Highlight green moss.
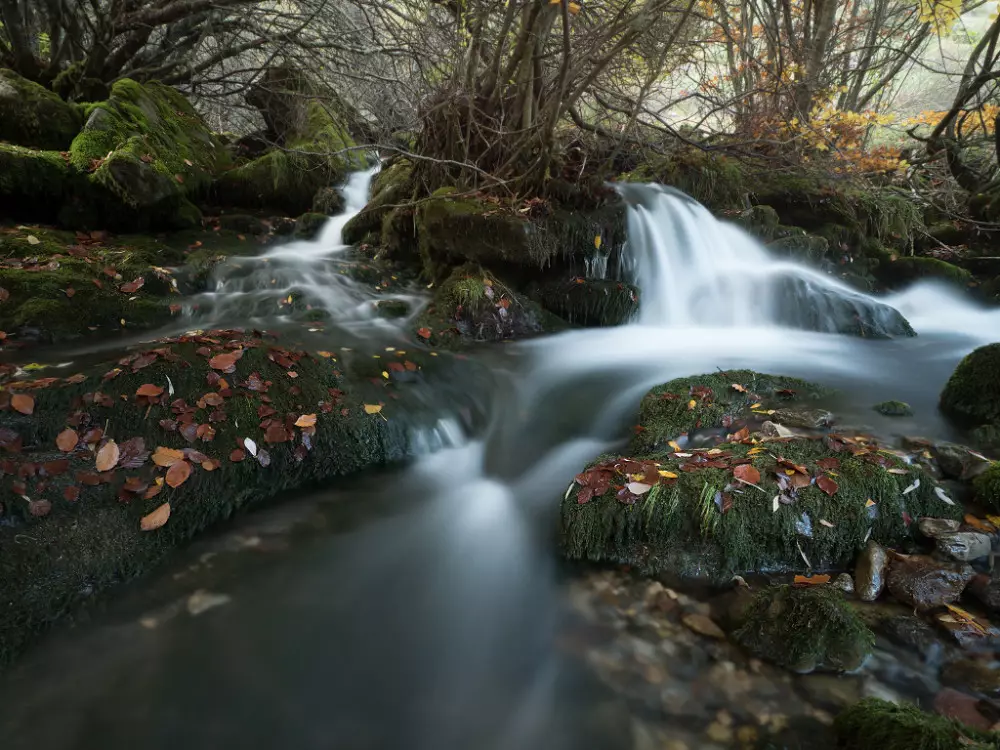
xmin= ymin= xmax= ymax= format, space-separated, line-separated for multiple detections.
xmin=294 ymin=212 xmax=327 ymax=239
xmin=736 ymin=205 xmax=781 ymax=240
xmin=622 ymin=149 xmax=748 ymax=210
xmin=0 ymin=144 xmax=75 ymax=221
xmin=874 ymin=400 xmax=913 ymax=417
xmin=767 ymin=232 xmax=830 ymax=263
xmin=974 ymin=463 xmax=1000 ymax=512
xmin=940 ymin=344 xmax=1000 ymax=426
xmin=631 ymin=371 xmax=827 ymax=454
xmin=882 ymin=257 xmax=973 ymax=288
xmin=0 ymin=68 xmax=83 ymax=150
xmin=342 ymin=160 xmax=414 ymax=246
xmin=734 ymin=585 xmax=874 ymax=672
xmin=835 ymin=698 xmax=1000 ymax=750
xmin=526 ymin=278 xmax=639 ymax=327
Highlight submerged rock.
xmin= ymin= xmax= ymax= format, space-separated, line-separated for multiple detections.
xmin=874 ymin=401 xmax=913 ymax=417
xmin=855 ymin=540 xmax=890 ymax=602
xmin=878 ymin=614 xmax=947 ymax=663
xmin=941 ymin=659 xmax=1000 ymax=696
xmin=886 ymin=555 xmax=975 ymax=610
xmin=933 ymin=532 xmax=993 ymax=562
xmin=966 ymin=573 xmax=1000 ymax=614
xmin=733 ymin=585 xmax=873 ymax=673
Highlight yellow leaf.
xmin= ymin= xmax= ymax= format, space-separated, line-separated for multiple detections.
xmin=568 ymin=1 xmax=580 ymax=13
xmin=382 ymin=371 xmax=389 ymax=378
xmin=26 ymin=235 xmax=40 ymax=245
xmin=668 ymin=440 xmax=681 ymax=451
xmin=317 ymin=351 xmax=334 ymax=358
xmin=594 ymin=235 xmax=602 ymax=249
xmin=865 ymin=498 xmax=876 ymax=507
xmin=295 ymin=413 xmax=317 ymax=428
xmin=731 ymin=383 xmax=747 ymax=393
xmin=658 ymin=470 xmax=678 ymax=479
xmin=141 ymin=503 xmax=171 ymax=531
xmin=687 ymin=399 xmax=696 ymax=410
xmin=747 ymin=447 xmax=764 ymax=455
xmin=364 ymin=404 xmax=383 ymax=415
xmin=988 ymin=514 xmax=1000 ymax=527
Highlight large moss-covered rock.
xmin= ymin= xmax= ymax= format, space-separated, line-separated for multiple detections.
xmin=0 ymin=144 xmax=76 ymax=220
xmin=940 ymin=344 xmax=1000 ymax=427
xmin=733 ymin=585 xmax=874 ymax=672
xmin=0 ymin=68 xmax=83 ymax=150
xmin=835 ymin=698 xmax=1000 ymax=750
xmin=0 ymin=328 xmax=482 ymax=666
xmin=67 ymin=79 xmax=227 ymax=229
xmin=213 ymin=68 xmax=363 ymax=216
xmin=881 ymin=256 xmax=973 ymax=288
xmin=342 ymin=158 xmax=414 ymax=246
xmin=525 ymin=278 xmax=639 ymax=327
xmin=560 ymin=372 xmax=962 ymax=577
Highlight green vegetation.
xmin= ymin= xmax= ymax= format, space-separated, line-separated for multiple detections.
xmin=874 ymin=400 xmax=913 ymax=417
xmin=734 ymin=585 xmax=874 ymax=672
xmin=882 ymin=257 xmax=973 ymax=288
xmin=0 ymin=144 xmax=75 ymax=219
xmin=0 ymin=68 xmax=83 ymax=150
xmin=974 ymin=463 xmax=1000 ymax=512
xmin=940 ymin=344 xmax=1000 ymax=427
xmin=526 ymin=278 xmax=639 ymax=327
xmin=835 ymin=699 xmax=1000 ymax=750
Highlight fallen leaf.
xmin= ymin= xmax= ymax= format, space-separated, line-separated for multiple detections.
xmin=731 ymin=383 xmax=747 ymax=393
xmin=136 ymin=383 xmax=164 ymax=397
xmin=935 ymin=486 xmax=955 ymax=505
xmin=26 ymin=235 xmax=40 ymax=245
xmin=56 ymin=428 xmax=79 ymax=452
xmin=120 ymin=277 xmax=145 ymax=294
xmin=64 ymin=485 xmax=80 ymax=502
xmin=658 ymin=470 xmax=678 ymax=479
xmin=209 ymin=352 xmax=238 ymax=371
xmin=364 ymin=404 xmax=383 ymax=415
xmin=95 ymin=440 xmax=120 ymax=471
xmin=141 ymin=503 xmax=171 ymax=531
xmin=816 ymin=475 xmax=839 ymax=496
xmin=793 ymin=574 xmax=831 ymax=586
xmin=295 ymin=414 xmax=317 ymax=428
xmin=165 ymin=460 xmax=192 ymax=488
xmin=243 ymin=437 xmax=257 ymax=456
xmin=733 ymin=464 xmax=760 ymax=485
xmin=902 ymin=478 xmax=921 ymax=495
xmin=627 ymin=482 xmax=652 ymax=495
xmin=230 ymin=448 xmax=245 ymax=462
xmin=29 ymin=499 xmax=52 ymax=517
xmin=152 ymin=446 xmax=186 ymax=467
xmin=11 ymin=393 xmax=34 ymax=415
xmin=417 ymin=327 xmax=432 ymax=340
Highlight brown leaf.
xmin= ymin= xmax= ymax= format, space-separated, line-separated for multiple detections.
xmin=229 ymin=448 xmax=245 ymax=462
xmin=136 ymin=383 xmax=164 ymax=397
xmin=120 ymin=277 xmax=145 ymax=294
xmin=11 ymin=393 xmax=34 ymax=415
xmin=0 ymin=287 xmax=9 ymax=302
xmin=118 ymin=437 xmax=149 ymax=468
xmin=141 ymin=502 xmax=171 ymax=531
xmin=152 ymin=446 xmax=186 ymax=467
xmin=295 ymin=414 xmax=317 ymax=428
xmin=64 ymin=485 xmax=80 ymax=502
xmin=816 ymin=475 xmax=839 ymax=496
xmin=202 ymin=458 xmax=221 ymax=471
xmin=165 ymin=460 xmax=192 ymax=488
xmin=95 ymin=440 xmax=120 ymax=471
xmin=264 ymin=422 xmax=290 ymax=444
xmin=816 ymin=457 xmax=840 ymax=470
xmin=29 ymin=499 xmax=52 ymax=517
xmin=209 ymin=352 xmax=238 ymax=371
xmin=144 ymin=481 xmax=163 ymax=500
xmin=202 ymin=392 xmax=224 ymax=406
xmin=733 ymin=464 xmax=760 ymax=485
xmin=65 ymin=287 xmax=76 ymax=298
xmin=196 ymin=424 xmax=216 ymax=442
xmin=56 ymin=428 xmax=79 ymax=452
xmin=793 ymin=574 xmax=831 ymax=586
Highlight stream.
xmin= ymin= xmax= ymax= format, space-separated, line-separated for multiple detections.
xmin=1 ymin=174 xmax=999 ymax=749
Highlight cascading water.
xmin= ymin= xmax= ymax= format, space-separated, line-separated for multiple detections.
xmin=179 ymin=166 xmax=423 ymax=337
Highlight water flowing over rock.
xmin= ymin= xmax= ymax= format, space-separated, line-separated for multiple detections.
xmin=886 ymin=555 xmax=975 ymax=610
xmin=854 ymin=540 xmax=890 ymax=602
xmin=616 ymin=183 xmax=916 ymax=337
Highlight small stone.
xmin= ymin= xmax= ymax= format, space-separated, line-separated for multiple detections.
xmin=878 ymin=614 xmax=947 ymax=663
xmin=854 ymin=540 xmax=889 ymax=602
xmin=873 ymin=400 xmax=913 ymax=417
xmin=918 ymin=517 xmax=962 ymax=538
xmin=772 ymin=408 xmax=834 ymax=429
xmin=934 ymin=531 xmax=993 ymax=562
xmin=800 ymin=673 xmax=864 ymax=709
xmin=933 ymin=442 xmax=991 ymax=481
xmin=705 ymin=722 xmax=733 ymax=743
xmin=833 ymin=573 xmax=855 ymax=594
xmin=933 ymin=687 xmax=993 ymax=730
xmin=886 ymin=555 xmax=975 ymax=610
xmin=681 ymin=612 xmax=727 ymax=640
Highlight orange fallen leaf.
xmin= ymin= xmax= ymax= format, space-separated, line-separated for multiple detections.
xmin=56 ymin=428 xmax=79 ymax=452
xmin=152 ymin=446 xmax=186 ymax=467
xmin=295 ymin=414 xmax=317 ymax=428
xmin=141 ymin=502 xmax=171 ymax=531
xmin=363 ymin=404 xmax=383 ymax=415
xmin=816 ymin=475 xmax=839 ymax=496
xmin=731 ymin=383 xmax=747 ymax=393
xmin=733 ymin=464 xmax=760 ymax=485
xmin=11 ymin=393 xmax=34 ymax=415
xmin=136 ymin=383 xmax=164 ymax=397
xmin=165 ymin=460 xmax=192 ymax=488
xmin=95 ymin=440 xmax=120 ymax=471
xmin=417 ymin=327 xmax=432 ymax=340
xmin=793 ymin=574 xmax=831 ymax=586
xmin=209 ymin=352 xmax=238 ymax=371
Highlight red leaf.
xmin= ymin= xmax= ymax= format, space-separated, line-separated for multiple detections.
xmin=229 ymin=449 xmax=245 ymax=462
xmin=417 ymin=327 xmax=432 ymax=340
xmin=733 ymin=464 xmax=760 ymax=485
xmin=816 ymin=475 xmax=839 ymax=496
xmin=136 ymin=383 xmax=164 ymax=397
xmin=119 ymin=277 xmax=145 ymax=294
xmin=64 ymin=485 xmax=81 ymax=502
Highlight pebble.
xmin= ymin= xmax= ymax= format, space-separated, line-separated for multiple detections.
xmin=704 ymin=721 xmax=733 ymax=743
xmin=854 ymin=540 xmax=889 ymax=601
xmin=833 ymin=573 xmax=855 ymax=594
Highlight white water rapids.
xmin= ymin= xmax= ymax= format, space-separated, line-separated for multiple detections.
xmin=4 ymin=173 xmax=1000 ymax=750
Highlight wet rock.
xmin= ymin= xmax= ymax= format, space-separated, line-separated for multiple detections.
xmin=218 ymin=213 xmax=268 ymax=235
xmin=854 ymin=540 xmax=890 ymax=602
xmin=878 ymin=614 xmax=947 ymax=663
xmin=933 ymin=442 xmax=991 ymax=481
xmin=312 ymin=185 xmax=345 ymax=215
xmin=886 ymin=555 xmax=974 ymax=610
xmin=681 ymin=613 xmax=727 ymax=640
xmin=800 ymin=674 xmax=865 ymax=709
xmin=933 ymin=687 xmax=993 ymax=730
xmin=917 ymin=517 xmax=962 ymax=538
xmin=836 ymin=697 xmax=994 ymax=748
xmin=933 ymin=610 xmax=1000 ymax=651
xmin=293 ymin=211 xmax=327 ymax=240
xmin=733 ymin=585 xmax=873 ymax=673
xmin=833 ymin=573 xmax=855 ymax=594
xmin=771 ymin=408 xmax=835 ymax=430
xmin=941 ymin=659 xmax=1000 ymax=696
xmin=940 ymin=344 xmax=1000 ymax=428
xmin=934 ymin=532 xmax=993 ymax=562
xmin=967 ymin=573 xmax=1000 ymax=613
xmin=874 ymin=401 xmax=913 ymax=417
xmin=760 ymin=420 xmax=796 ymax=438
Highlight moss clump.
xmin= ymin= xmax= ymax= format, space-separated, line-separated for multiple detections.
xmin=526 ymin=278 xmax=638 ymax=327
xmin=767 ymin=232 xmax=830 ymax=263
xmin=940 ymin=344 xmax=1000 ymax=427
xmin=632 ymin=370 xmax=827 ymax=454
xmin=67 ymin=79 xmax=228 ymax=229
xmin=0 ymin=68 xmax=83 ymax=150
xmin=0 ymin=144 xmax=75 ymax=221
xmin=834 ymin=698 xmax=1000 ymax=750
xmin=874 ymin=400 xmax=913 ymax=417
xmin=342 ymin=158 xmax=415 ymax=246
xmin=974 ymin=463 xmax=1000 ymax=512
xmin=621 ymin=148 xmax=748 ymax=210
xmin=882 ymin=257 xmax=973 ymax=288
xmin=734 ymin=585 xmax=873 ymax=672
xmin=294 ymin=212 xmax=327 ymax=239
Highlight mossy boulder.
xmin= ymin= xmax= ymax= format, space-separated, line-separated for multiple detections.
xmin=974 ymin=463 xmax=1000 ymax=512
xmin=0 ymin=328 xmax=481 ymax=666
xmin=293 ymin=212 xmax=327 ymax=240
xmin=940 ymin=344 xmax=1000 ymax=427
xmin=767 ymin=232 xmax=830 ymax=263
xmin=875 ymin=400 xmax=914 ymax=417
xmin=733 ymin=585 xmax=874 ymax=672
xmin=0 ymin=144 xmax=76 ymax=221
xmin=620 ymin=148 xmax=749 ymax=210
xmin=881 ymin=257 xmax=973 ymax=288
xmin=312 ymin=186 xmax=345 ymax=215
xmin=0 ymin=68 xmax=83 ymax=150
xmin=342 ymin=158 xmax=415 ymax=246
xmin=525 ymin=278 xmax=639 ymax=327
xmin=560 ymin=372 xmax=962 ymax=577
xmin=67 ymin=79 xmax=227 ymax=229
xmin=835 ymin=698 xmax=1000 ymax=750
xmin=213 ymin=69 xmax=363 ymax=216
xmin=735 ymin=204 xmax=780 ymax=240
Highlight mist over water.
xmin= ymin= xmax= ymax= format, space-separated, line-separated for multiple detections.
xmin=2 ymin=175 xmax=999 ymax=749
